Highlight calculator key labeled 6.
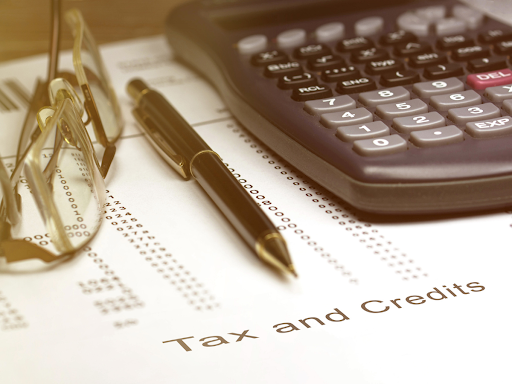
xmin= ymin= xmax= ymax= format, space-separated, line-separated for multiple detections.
xmin=447 ymin=103 xmax=501 ymax=124
xmin=320 ymin=108 xmax=373 ymax=128
xmin=376 ymin=99 xmax=428 ymax=120
xmin=430 ymin=90 xmax=481 ymax=111
xmin=466 ymin=116 xmax=512 ymax=138
xmin=304 ymin=95 xmax=355 ymax=115
xmin=353 ymin=135 xmax=407 ymax=156
xmin=336 ymin=121 xmax=389 ymax=142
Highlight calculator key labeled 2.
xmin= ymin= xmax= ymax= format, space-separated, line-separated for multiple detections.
xmin=353 ymin=135 xmax=407 ymax=156
xmin=320 ymin=108 xmax=373 ymax=128
xmin=358 ymin=86 xmax=410 ymax=107
xmin=336 ymin=121 xmax=389 ymax=142
xmin=447 ymin=103 xmax=501 ymax=124
xmin=393 ymin=112 xmax=446 ymax=133
xmin=430 ymin=90 xmax=481 ymax=111
xmin=304 ymin=95 xmax=356 ymax=115
xmin=409 ymin=126 xmax=463 ymax=147
xmin=376 ymin=99 xmax=428 ymax=120
xmin=466 ymin=116 xmax=512 ymax=138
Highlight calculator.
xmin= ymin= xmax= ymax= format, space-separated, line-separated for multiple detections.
xmin=165 ymin=0 xmax=512 ymax=214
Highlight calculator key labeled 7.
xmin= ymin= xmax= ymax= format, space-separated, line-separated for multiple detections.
xmin=336 ymin=121 xmax=389 ymax=142
xmin=320 ymin=108 xmax=373 ymax=128
xmin=447 ymin=103 xmax=501 ymax=124
xmin=304 ymin=95 xmax=355 ymax=115
xmin=430 ymin=90 xmax=481 ymax=111
xmin=353 ymin=135 xmax=407 ymax=156
xmin=376 ymin=99 xmax=428 ymax=120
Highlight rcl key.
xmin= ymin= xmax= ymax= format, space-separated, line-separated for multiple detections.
xmin=292 ymin=85 xmax=333 ymax=101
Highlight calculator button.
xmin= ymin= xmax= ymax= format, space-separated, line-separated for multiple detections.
xmin=494 ymin=40 xmax=512 ymax=56
xmin=435 ymin=18 xmax=466 ymax=37
xmin=278 ymin=73 xmax=317 ymax=90
xmin=430 ymin=90 xmax=481 ymax=111
xmin=409 ymin=52 xmax=448 ymax=68
xmin=452 ymin=45 xmax=490 ymax=61
xmin=380 ymin=30 xmax=417 ymax=46
xmin=466 ymin=116 xmax=512 ymax=138
xmin=238 ymin=35 xmax=268 ymax=54
xmin=453 ymin=5 xmax=484 ymax=30
xmin=251 ymin=51 xmax=288 ymax=66
xmin=308 ymin=55 xmax=345 ymax=71
xmin=380 ymin=70 xmax=420 ymax=87
xmin=336 ymin=121 xmax=390 ymax=142
xmin=416 ymin=6 xmax=446 ymax=22
xmin=365 ymin=59 xmax=404 ymax=75
xmin=292 ymin=85 xmax=333 ymax=102
xmin=353 ymin=135 xmax=407 ymax=156
xmin=466 ymin=69 xmax=512 ymax=90
xmin=376 ymin=99 xmax=428 ymax=120
xmin=322 ymin=66 xmax=360 ymax=82
xmin=394 ymin=41 xmax=432 ymax=57
xmin=294 ymin=44 xmax=331 ymax=60
xmin=412 ymin=77 xmax=464 ymax=98
xmin=337 ymin=37 xmax=373 ymax=52
xmin=264 ymin=62 xmax=302 ymax=78
xmin=358 ymin=86 xmax=410 ymax=107
xmin=396 ymin=12 xmax=429 ymax=37
xmin=351 ymin=48 xmax=388 ymax=64
xmin=393 ymin=112 xmax=446 ymax=133
xmin=436 ymin=34 xmax=474 ymax=51
xmin=447 ymin=103 xmax=501 ymax=124
xmin=336 ymin=76 xmax=377 ymax=94
xmin=504 ymin=99 xmax=512 ymax=115
xmin=479 ymin=29 xmax=512 ymax=44
xmin=484 ymin=84 xmax=512 ymax=102
xmin=304 ymin=95 xmax=356 ymax=115
xmin=355 ymin=17 xmax=384 ymax=37
xmin=320 ymin=108 xmax=373 ymax=128
xmin=423 ymin=63 xmax=464 ymax=80
xmin=410 ymin=125 xmax=463 ymax=147
xmin=316 ymin=22 xmax=345 ymax=43
xmin=467 ymin=57 xmax=508 ymax=73
xmin=277 ymin=29 xmax=307 ymax=49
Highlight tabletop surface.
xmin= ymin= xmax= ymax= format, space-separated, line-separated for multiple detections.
xmin=0 ymin=0 xmax=188 ymax=63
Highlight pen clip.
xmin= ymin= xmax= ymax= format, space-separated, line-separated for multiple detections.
xmin=132 ymin=107 xmax=189 ymax=179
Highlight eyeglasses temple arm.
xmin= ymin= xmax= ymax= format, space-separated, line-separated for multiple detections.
xmin=48 ymin=0 xmax=61 ymax=83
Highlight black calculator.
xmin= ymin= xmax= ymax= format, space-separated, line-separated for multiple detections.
xmin=166 ymin=0 xmax=512 ymax=214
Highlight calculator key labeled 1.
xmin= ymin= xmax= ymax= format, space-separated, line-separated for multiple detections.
xmin=430 ymin=90 xmax=481 ymax=111
xmin=292 ymin=84 xmax=333 ymax=101
xmin=304 ymin=95 xmax=356 ymax=115
xmin=336 ymin=76 xmax=377 ymax=94
xmin=376 ymin=99 xmax=428 ymax=120
xmin=353 ymin=135 xmax=407 ymax=156
xmin=412 ymin=77 xmax=464 ymax=98
xmin=423 ymin=63 xmax=464 ymax=80
xmin=322 ymin=66 xmax=360 ymax=82
xmin=358 ymin=86 xmax=410 ymax=107
xmin=466 ymin=69 xmax=512 ymax=90
xmin=485 ymin=84 xmax=512 ymax=102
xmin=320 ymin=108 xmax=373 ymax=128
xmin=410 ymin=125 xmax=463 ymax=147
xmin=393 ymin=112 xmax=446 ymax=133
xmin=447 ymin=103 xmax=501 ymax=124
xmin=466 ymin=116 xmax=512 ymax=138
xmin=264 ymin=62 xmax=302 ymax=78
xmin=278 ymin=73 xmax=317 ymax=90
xmin=380 ymin=70 xmax=420 ymax=87
xmin=336 ymin=121 xmax=389 ymax=142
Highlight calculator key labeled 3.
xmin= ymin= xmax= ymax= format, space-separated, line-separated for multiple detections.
xmin=358 ymin=86 xmax=410 ymax=107
xmin=336 ymin=121 xmax=389 ymax=142
xmin=466 ymin=116 xmax=512 ymax=138
xmin=447 ymin=103 xmax=501 ymax=124
xmin=320 ymin=108 xmax=373 ymax=128
xmin=393 ymin=112 xmax=446 ymax=133
xmin=409 ymin=126 xmax=463 ymax=147
xmin=353 ymin=135 xmax=407 ymax=156
xmin=304 ymin=95 xmax=355 ymax=115
xmin=430 ymin=90 xmax=481 ymax=111
xmin=376 ymin=99 xmax=428 ymax=120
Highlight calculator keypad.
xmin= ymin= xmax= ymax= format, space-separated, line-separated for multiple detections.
xmin=243 ymin=2 xmax=512 ymax=157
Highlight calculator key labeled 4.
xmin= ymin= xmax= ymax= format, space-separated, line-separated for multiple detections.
xmin=320 ymin=108 xmax=372 ymax=128
xmin=430 ymin=90 xmax=481 ymax=111
xmin=336 ymin=121 xmax=389 ymax=142
xmin=410 ymin=125 xmax=463 ymax=147
xmin=393 ymin=112 xmax=446 ymax=133
xmin=353 ymin=135 xmax=407 ymax=156
xmin=466 ymin=116 xmax=512 ymax=138
xmin=358 ymin=86 xmax=410 ymax=107
xmin=447 ymin=103 xmax=501 ymax=124
xmin=376 ymin=99 xmax=428 ymax=120
xmin=304 ymin=95 xmax=355 ymax=115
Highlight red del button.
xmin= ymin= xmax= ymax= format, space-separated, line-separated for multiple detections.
xmin=467 ymin=68 xmax=512 ymax=90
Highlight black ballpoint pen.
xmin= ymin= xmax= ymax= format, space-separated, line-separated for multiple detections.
xmin=127 ymin=79 xmax=297 ymax=277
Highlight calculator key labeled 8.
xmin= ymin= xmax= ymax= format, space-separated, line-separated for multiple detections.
xmin=353 ymin=135 xmax=407 ymax=156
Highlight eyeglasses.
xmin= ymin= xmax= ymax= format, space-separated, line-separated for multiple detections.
xmin=0 ymin=3 xmax=123 ymax=271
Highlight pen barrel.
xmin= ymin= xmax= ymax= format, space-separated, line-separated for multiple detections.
xmin=191 ymin=152 xmax=276 ymax=249
xmin=139 ymin=90 xmax=211 ymax=161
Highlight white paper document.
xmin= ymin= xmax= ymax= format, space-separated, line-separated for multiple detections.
xmin=0 ymin=35 xmax=511 ymax=383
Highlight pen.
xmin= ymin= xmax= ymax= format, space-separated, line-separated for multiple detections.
xmin=127 ymin=79 xmax=297 ymax=277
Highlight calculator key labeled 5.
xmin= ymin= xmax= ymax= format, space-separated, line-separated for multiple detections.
xmin=336 ymin=121 xmax=389 ymax=142
xmin=353 ymin=135 xmax=407 ymax=156
xmin=393 ymin=112 xmax=446 ymax=133
xmin=447 ymin=103 xmax=501 ymax=124
xmin=376 ymin=99 xmax=428 ymax=120
xmin=292 ymin=85 xmax=333 ymax=101
xmin=466 ymin=116 xmax=512 ymax=138
xmin=409 ymin=125 xmax=463 ymax=147
xmin=304 ymin=95 xmax=355 ymax=115
xmin=358 ymin=86 xmax=410 ymax=107
xmin=430 ymin=90 xmax=481 ymax=111
xmin=412 ymin=78 xmax=464 ymax=98
xmin=467 ymin=69 xmax=512 ymax=90
xmin=320 ymin=108 xmax=373 ymax=128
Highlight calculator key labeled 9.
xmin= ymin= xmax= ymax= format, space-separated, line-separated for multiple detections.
xmin=430 ymin=90 xmax=481 ymax=111
xmin=412 ymin=77 xmax=464 ymax=98
xmin=447 ymin=103 xmax=501 ymax=124
xmin=353 ymin=135 xmax=407 ymax=156
xmin=336 ymin=121 xmax=390 ymax=142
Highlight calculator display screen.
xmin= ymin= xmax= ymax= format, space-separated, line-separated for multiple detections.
xmin=210 ymin=0 xmax=412 ymax=30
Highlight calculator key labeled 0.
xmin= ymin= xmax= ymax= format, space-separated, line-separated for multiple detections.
xmin=353 ymin=135 xmax=407 ymax=156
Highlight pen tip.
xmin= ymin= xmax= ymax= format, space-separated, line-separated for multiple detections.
xmin=257 ymin=233 xmax=297 ymax=278
xmin=288 ymin=264 xmax=299 ymax=278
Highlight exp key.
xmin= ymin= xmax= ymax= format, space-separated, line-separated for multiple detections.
xmin=466 ymin=116 xmax=512 ymax=138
